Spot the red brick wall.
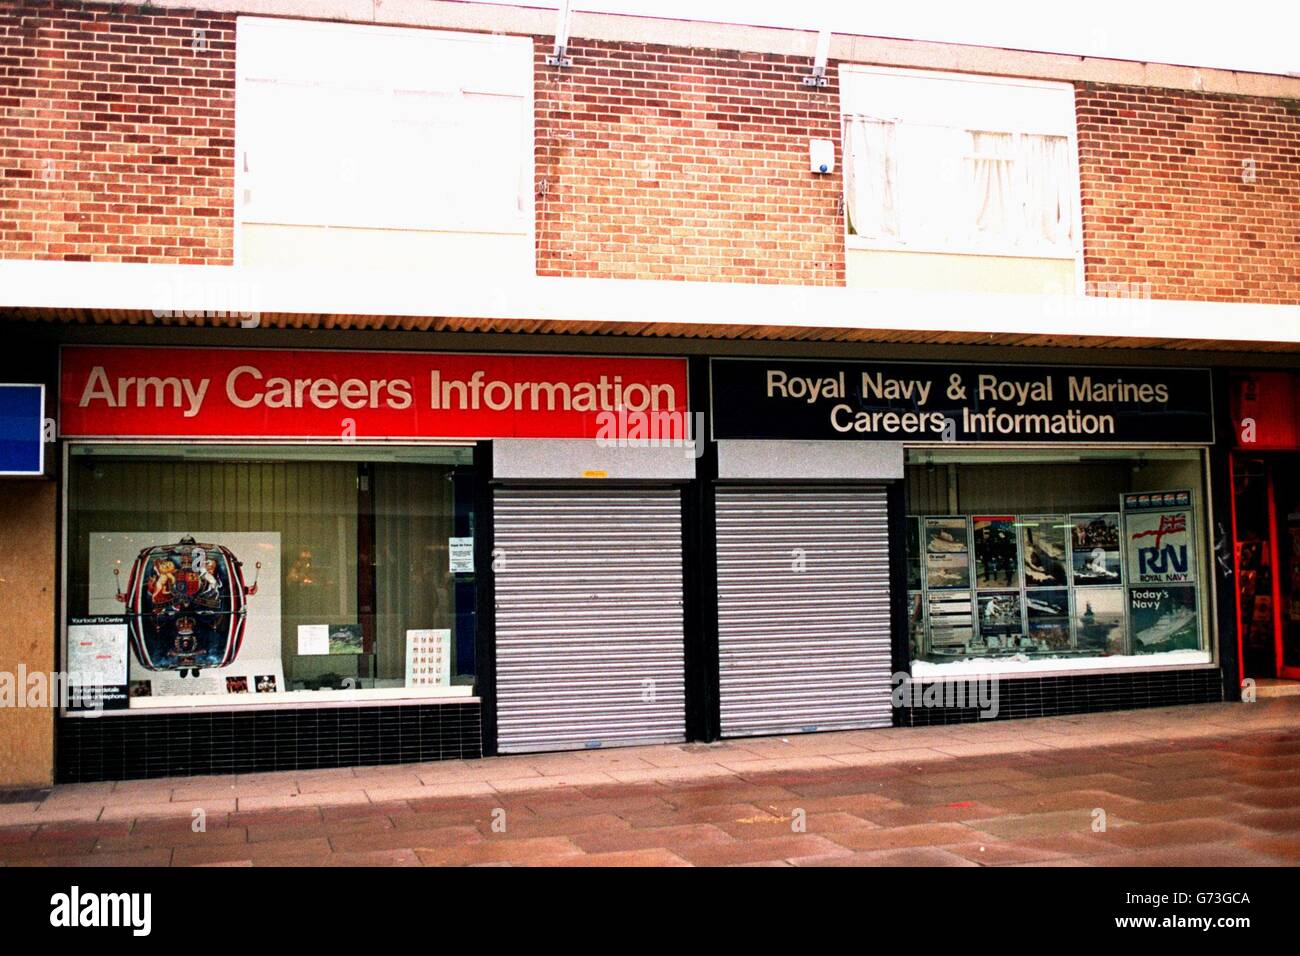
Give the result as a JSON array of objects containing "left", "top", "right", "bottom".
[
  {"left": 3, "top": 6, "right": 1297, "bottom": 302},
  {"left": 534, "top": 37, "right": 844, "bottom": 284},
  {"left": 0, "top": 1, "right": 234, "bottom": 264},
  {"left": 1077, "top": 83, "right": 1300, "bottom": 305}
]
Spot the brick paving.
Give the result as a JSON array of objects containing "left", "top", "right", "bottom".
[{"left": 0, "top": 699, "right": 1297, "bottom": 866}]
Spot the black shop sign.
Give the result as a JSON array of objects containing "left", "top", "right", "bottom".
[{"left": 710, "top": 359, "right": 1215, "bottom": 444}]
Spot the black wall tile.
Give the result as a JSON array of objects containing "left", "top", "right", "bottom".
[
  {"left": 56, "top": 703, "right": 483, "bottom": 783},
  {"left": 896, "top": 668, "right": 1223, "bottom": 726}
]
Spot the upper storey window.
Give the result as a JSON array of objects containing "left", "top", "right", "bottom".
[{"left": 841, "top": 66, "right": 1081, "bottom": 260}]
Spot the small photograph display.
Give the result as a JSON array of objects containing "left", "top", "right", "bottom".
[
  {"left": 926, "top": 590, "right": 974, "bottom": 654},
  {"left": 905, "top": 519, "right": 923, "bottom": 591},
  {"left": 1025, "top": 588, "right": 1071, "bottom": 651},
  {"left": 1074, "top": 587, "right": 1125, "bottom": 654},
  {"left": 1021, "top": 516, "right": 1069, "bottom": 588},
  {"left": 926, "top": 552, "right": 970, "bottom": 589},
  {"left": 1128, "top": 585, "right": 1199, "bottom": 653},
  {"left": 1071, "top": 513, "right": 1122, "bottom": 585},
  {"left": 405, "top": 628, "right": 452, "bottom": 688},
  {"left": 976, "top": 591, "right": 1022, "bottom": 649},
  {"left": 328, "top": 624, "right": 365, "bottom": 655},
  {"left": 973, "top": 516, "right": 1019, "bottom": 589},
  {"left": 925, "top": 517, "right": 969, "bottom": 556}
]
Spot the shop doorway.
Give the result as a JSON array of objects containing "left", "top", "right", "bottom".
[
  {"left": 714, "top": 485, "right": 893, "bottom": 736},
  {"left": 1231, "top": 454, "right": 1300, "bottom": 683},
  {"left": 491, "top": 486, "right": 688, "bottom": 752}
]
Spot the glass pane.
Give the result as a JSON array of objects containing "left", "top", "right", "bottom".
[
  {"left": 64, "top": 445, "right": 475, "bottom": 711},
  {"left": 906, "top": 448, "right": 1210, "bottom": 672}
]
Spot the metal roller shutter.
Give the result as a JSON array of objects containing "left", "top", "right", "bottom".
[
  {"left": 493, "top": 487, "right": 686, "bottom": 753},
  {"left": 716, "top": 486, "right": 893, "bottom": 737}
]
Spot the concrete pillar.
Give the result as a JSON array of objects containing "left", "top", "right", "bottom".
[{"left": 0, "top": 480, "right": 57, "bottom": 789}]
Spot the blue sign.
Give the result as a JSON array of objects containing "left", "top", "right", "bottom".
[{"left": 0, "top": 384, "right": 45, "bottom": 476}]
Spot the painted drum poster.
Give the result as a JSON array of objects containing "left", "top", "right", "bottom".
[{"left": 88, "top": 531, "right": 283, "bottom": 699}]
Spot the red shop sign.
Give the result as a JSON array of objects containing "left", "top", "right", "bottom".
[{"left": 60, "top": 346, "right": 690, "bottom": 441}]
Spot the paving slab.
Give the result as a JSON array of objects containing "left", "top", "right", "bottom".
[{"left": 1, "top": 698, "right": 1296, "bottom": 866}]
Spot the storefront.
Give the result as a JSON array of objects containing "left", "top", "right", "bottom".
[
  {"left": 709, "top": 356, "right": 1224, "bottom": 727},
  {"left": 54, "top": 344, "right": 692, "bottom": 777},
  {"left": 36, "top": 339, "right": 1245, "bottom": 780},
  {"left": 1229, "top": 370, "right": 1300, "bottom": 685}
]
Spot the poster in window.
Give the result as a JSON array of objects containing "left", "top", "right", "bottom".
[
  {"left": 1025, "top": 588, "right": 1071, "bottom": 652},
  {"left": 1073, "top": 587, "right": 1125, "bottom": 654},
  {"left": 1128, "top": 585, "right": 1199, "bottom": 653},
  {"left": 926, "top": 590, "right": 974, "bottom": 654},
  {"left": 925, "top": 517, "right": 969, "bottom": 556},
  {"left": 1070, "top": 513, "right": 1122, "bottom": 585},
  {"left": 66, "top": 616, "right": 130, "bottom": 711},
  {"left": 973, "top": 516, "right": 1018, "bottom": 589},
  {"left": 88, "top": 531, "right": 284, "bottom": 700},
  {"left": 1123, "top": 490, "right": 1196, "bottom": 584},
  {"left": 1021, "top": 516, "right": 1069, "bottom": 588},
  {"left": 976, "top": 591, "right": 1022, "bottom": 650},
  {"left": 405, "top": 628, "right": 452, "bottom": 688},
  {"left": 328, "top": 624, "right": 365, "bottom": 655},
  {"left": 926, "top": 552, "right": 970, "bottom": 589}
]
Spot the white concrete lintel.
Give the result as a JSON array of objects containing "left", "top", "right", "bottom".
[{"left": 0, "top": 260, "right": 1297, "bottom": 346}]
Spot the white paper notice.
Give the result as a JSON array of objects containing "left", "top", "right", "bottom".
[
  {"left": 67, "top": 619, "right": 128, "bottom": 686},
  {"left": 448, "top": 537, "right": 474, "bottom": 574},
  {"left": 297, "top": 624, "right": 330, "bottom": 656},
  {"left": 405, "top": 629, "right": 452, "bottom": 688}
]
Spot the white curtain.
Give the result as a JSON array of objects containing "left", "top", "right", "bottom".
[
  {"left": 968, "top": 130, "right": 1015, "bottom": 240},
  {"left": 1019, "top": 133, "right": 1074, "bottom": 246},
  {"left": 844, "top": 116, "right": 899, "bottom": 239}
]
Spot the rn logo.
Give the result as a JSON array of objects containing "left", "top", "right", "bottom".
[{"left": 1132, "top": 514, "right": 1190, "bottom": 582}]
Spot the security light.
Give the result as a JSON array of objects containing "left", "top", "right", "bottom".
[
  {"left": 803, "top": 28, "right": 830, "bottom": 87},
  {"left": 546, "top": 0, "right": 573, "bottom": 67}
]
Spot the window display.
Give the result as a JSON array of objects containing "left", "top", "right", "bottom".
[
  {"left": 63, "top": 444, "right": 477, "bottom": 714},
  {"left": 906, "top": 448, "right": 1212, "bottom": 673}
]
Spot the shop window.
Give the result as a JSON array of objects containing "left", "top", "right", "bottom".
[
  {"left": 62, "top": 445, "right": 477, "bottom": 714},
  {"left": 905, "top": 448, "right": 1213, "bottom": 676},
  {"left": 841, "top": 67, "right": 1080, "bottom": 260}
]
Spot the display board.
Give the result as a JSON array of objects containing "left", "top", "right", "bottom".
[
  {"left": 909, "top": 489, "right": 1200, "bottom": 661},
  {"left": 88, "top": 530, "right": 285, "bottom": 699},
  {"left": 711, "top": 358, "right": 1215, "bottom": 445}
]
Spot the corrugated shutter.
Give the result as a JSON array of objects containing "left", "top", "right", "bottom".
[
  {"left": 493, "top": 487, "right": 686, "bottom": 753},
  {"left": 716, "top": 486, "right": 893, "bottom": 737}
]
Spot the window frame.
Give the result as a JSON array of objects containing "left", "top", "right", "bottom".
[
  {"left": 840, "top": 65, "right": 1085, "bottom": 284},
  {"left": 57, "top": 440, "right": 480, "bottom": 718},
  {"left": 901, "top": 443, "right": 1221, "bottom": 680}
]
